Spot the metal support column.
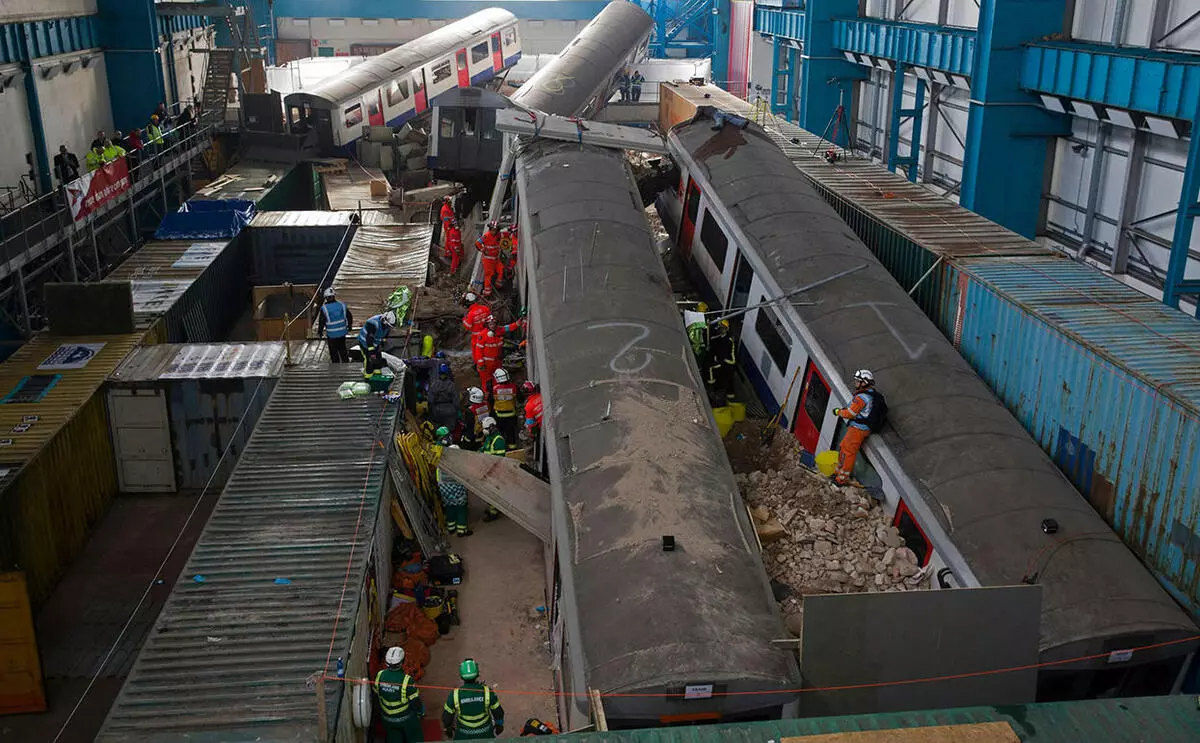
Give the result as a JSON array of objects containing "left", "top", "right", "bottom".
[
  {"left": 799, "top": 0, "right": 866, "bottom": 149},
  {"left": 787, "top": 46, "right": 799, "bottom": 122},
  {"left": 770, "top": 35, "right": 782, "bottom": 113},
  {"left": 960, "top": 0, "right": 1069, "bottom": 238},
  {"left": 886, "top": 63, "right": 926, "bottom": 182},
  {"left": 20, "top": 45, "right": 52, "bottom": 194},
  {"left": 14, "top": 268, "right": 31, "bottom": 335},
  {"left": 1164, "top": 115, "right": 1200, "bottom": 310}
]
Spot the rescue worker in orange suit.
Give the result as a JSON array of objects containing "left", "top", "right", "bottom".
[
  {"left": 490, "top": 368, "right": 519, "bottom": 448},
  {"left": 462, "top": 292, "right": 490, "bottom": 372},
  {"left": 439, "top": 195, "right": 456, "bottom": 246},
  {"left": 521, "top": 380, "right": 543, "bottom": 463},
  {"left": 704, "top": 319, "right": 737, "bottom": 403},
  {"left": 475, "top": 222, "right": 503, "bottom": 296},
  {"left": 475, "top": 316, "right": 524, "bottom": 391},
  {"left": 445, "top": 221, "right": 465, "bottom": 274},
  {"left": 832, "top": 369, "right": 879, "bottom": 486}
]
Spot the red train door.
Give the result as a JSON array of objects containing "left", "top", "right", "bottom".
[
  {"left": 679, "top": 178, "right": 701, "bottom": 258},
  {"left": 792, "top": 360, "right": 830, "bottom": 453},
  {"left": 491, "top": 32, "right": 503, "bottom": 72},
  {"left": 456, "top": 49, "right": 470, "bottom": 87},
  {"left": 368, "top": 90, "right": 384, "bottom": 126},
  {"left": 413, "top": 71, "right": 427, "bottom": 113}
]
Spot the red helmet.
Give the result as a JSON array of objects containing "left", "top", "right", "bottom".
[{"left": 521, "top": 381, "right": 537, "bottom": 394}]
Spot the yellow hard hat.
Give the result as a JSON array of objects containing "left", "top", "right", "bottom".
[{"left": 697, "top": 302, "right": 709, "bottom": 313}]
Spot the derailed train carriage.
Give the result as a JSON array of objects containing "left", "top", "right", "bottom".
[
  {"left": 661, "top": 110, "right": 1199, "bottom": 700},
  {"left": 285, "top": 8, "right": 520, "bottom": 154},
  {"left": 516, "top": 138, "right": 801, "bottom": 729}
]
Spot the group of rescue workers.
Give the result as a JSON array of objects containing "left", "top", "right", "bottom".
[
  {"left": 373, "top": 650, "right": 557, "bottom": 741},
  {"left": 440, "top": 195, "right": 518, "bottom": 296}
]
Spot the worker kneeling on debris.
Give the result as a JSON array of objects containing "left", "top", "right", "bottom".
[
  {"left": 832, "top": 369, "right": 887, "bottom": 486},
  {"left": 375, "top": 646, "right": 424, "bottom": 742}
]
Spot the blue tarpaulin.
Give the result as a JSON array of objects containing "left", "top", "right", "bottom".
[{"left": 154, "top": 199, "right": 257, "bottom": 240}]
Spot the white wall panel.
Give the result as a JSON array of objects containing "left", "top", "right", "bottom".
[
  {"left": 0, "top": 0, "right": 95, "bottom": 23},
  {"left": 0, "top": 72, "right": 37, "bottom": 193},
  {"left": 34, "top": 55, "right": 112, "bottom": 167}
]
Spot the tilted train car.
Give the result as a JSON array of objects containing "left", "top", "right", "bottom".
[
  {"left": 510, "top": 0, "right": 651, "bottom": 117},
  {"left": 516, "top": 137, "right": 801, "bottom": 729},
  {"left": 285, "top": 8, "right": 520, "bottom": 153},
  {"left": 662, "top": 110, "right": 1199, "bottom": 700}
]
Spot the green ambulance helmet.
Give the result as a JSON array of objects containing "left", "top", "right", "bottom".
[{"left": 460, "top": 658, "right": 479, "bottom": 681}]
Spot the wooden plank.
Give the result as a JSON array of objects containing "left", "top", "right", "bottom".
[
  {"left": 782, "top": 721, "right": 1019, "bottom": 743},
  {"left": 436, "top": 447, "right": 550, "bottom": 542}
]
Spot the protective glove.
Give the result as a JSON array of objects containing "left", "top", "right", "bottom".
[{"left": 832, "top": 408, "right": 842, "bottom": 416}]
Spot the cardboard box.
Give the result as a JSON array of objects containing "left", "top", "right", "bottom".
[{"left": 370, "top": 178, "right": 389, "bottom": 197}]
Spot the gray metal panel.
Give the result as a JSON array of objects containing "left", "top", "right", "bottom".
[
  {"left": 97, "top": 364, "right": 399, "bottom": 742},
  {"left": 288, "top": 8, "right": 517, "bottom": 110},
  {"left": 249, "top": 214, "right": 355, "bottom": 285},
  {"left": 517, "top": 139, "right": 798, "bottom": 724},
  {"left": 511, "top": 1, "right": 652, "bottom": 116},
  {"left": 799, "top": 586, "right": 1041, "bottom": 716},
  {"left": 670, "top": 120, "right": 1198, "bottom": 662}
]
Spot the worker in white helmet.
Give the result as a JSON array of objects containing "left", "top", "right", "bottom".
[
  {"left": 831, "top": 369, "right": 887, "bottom": 486},
  {"left": 318, "top": 287, "right": 352, "bottom": 363},
  {"left": 374, "top": 646, "right": 424, "bottom": 742},
  {"left": 358, "top": 309, "right": 398, "bottom": 378}
]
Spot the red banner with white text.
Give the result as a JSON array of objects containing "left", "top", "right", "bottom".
[{"left": 65, "top": 159, "right": 131, "bottom": 222}]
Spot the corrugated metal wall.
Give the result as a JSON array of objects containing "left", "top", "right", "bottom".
[
  {"left": 168, "top": 377, "right": 278, "bottom": 489},
  {"left": 248, "top": 212, "right": 355, "bottom": 285}
]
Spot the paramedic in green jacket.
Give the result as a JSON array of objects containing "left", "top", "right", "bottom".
[
  {"left": 442, "top": 659, "right": 504, "bottom": 739},
  {"left": 375, "top": 646, "right": 424, "bottom": 742}
]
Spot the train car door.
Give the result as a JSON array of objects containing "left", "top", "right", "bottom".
[
  {"left": 456, "top": 49, "right": 470, "bottom": 87},
  {"left": 792, "top": 360, "right": 830, "bottom": 453},
  {"left": 491, "top": 32, "right": 503, "bottom": 72},
  {"left": 679, "top": 178, "right": 701, "bottom": 258},
  {"left": 412, "top": 70, "right": 428, "bottom": 113},
  {"left": 368, "top": 90, "right": 385, "bottom": 126}
]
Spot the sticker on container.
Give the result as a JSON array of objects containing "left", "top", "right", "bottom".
[
  {"left": 683, "top": 684, "right": 713, "bottom": 700},
  {"left": 21, "top": 415, "right": 39, "bottom": 423},
  {"left": 0, "top": 439, "right": 12, "bottom": 447},
  {"left": 38, "top": 343, "right": 106, "bottom": 370},
  {"left": 172, "top": 242, "right": 225, "bottom": 268},
  {"left": 10, "top": 423, "right": 30, "bottom": 434},
  {"left": 1107, "top": 649, "right": 1134, "bottom": 664}
]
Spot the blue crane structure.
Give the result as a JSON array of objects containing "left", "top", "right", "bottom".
[{"left": 755, "top": 0, "right": 1200, "bottom": 316}]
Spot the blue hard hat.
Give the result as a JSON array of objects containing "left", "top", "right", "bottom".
[
  {"left": 439, "top": 363, "right": 451, "bottom": 375},
  {"left": 435, "top": 350, "right": 447, "bottom": 359}
]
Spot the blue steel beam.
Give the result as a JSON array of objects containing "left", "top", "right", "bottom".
[
  {"left": 0, "top": 15, "right": 101, "bottom": 64},
  {"left": 887, "top": 63, "right": 926, "bottom": 182},
  {"left": 753, "top": 6, "right": 805, "bottom": 42},
  {"left": 960, "top": 0, "right": 1069, "bottom": 240},
  {"left": 832, "top": 18, "right": 976, "bottom": 79},
  {"left": 99, "top": 0, "right": 168, "bottom": 134},
  {"left": 1020, "top": 42, "right": 1200, "bottom": 122},
  {"left": 798, "top": 0, "right": 865, "bottom": 149}
]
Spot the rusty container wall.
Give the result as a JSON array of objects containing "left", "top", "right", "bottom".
[
  {"left": 0, "top": 335, "right": 143, "bottom": 604},
  {"left": 945, "top": 255, "right": 1200, "bottom": 617}
]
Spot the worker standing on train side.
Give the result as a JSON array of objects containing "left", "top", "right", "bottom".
[
  {"left": 475, "top": 222, "right": 503, "bottom": 296},
  {"left": 832, "top": 369, "right": 886, "bottom": 486},
  {"left": 705, "top": 319, "right": 737, "bottom": 403}
]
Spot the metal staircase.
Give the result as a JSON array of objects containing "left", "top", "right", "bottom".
[{"left": 199, "top": 48, "right": 234, "bottom": 124}]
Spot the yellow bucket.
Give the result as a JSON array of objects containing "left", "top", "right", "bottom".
[
  {"left": 728, "top": 401, "right": 746, "bottom": 422},
  {"left": 713, "top": 406, "right": 734, "bottom": 438},
  {"left": 815, "top": 450, "right": 839, "bottom": 477},
  {"left": 421, "top": 334, "right": 434, "bottom": 357}
]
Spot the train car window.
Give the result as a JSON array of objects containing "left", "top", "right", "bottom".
[
  {"left": 471, "top": 42, "right": 489, "bottom": 64},
  {"left": 343, "top": 103, "right": 363, "bottom": 128},
  {"left": 456, "top": 50, "right": 468, "bottom": 71},
  {"left": 754, "top": 306, "right": 790, "bottom": 373},
  {"left": 802, "top": 369, "right": 831, "bottom": 430},
  {"left": 893, "top": 501, "right": 933, "bottom": 566},
  {"left": 699, "top": 212, "right": 729, "bottom": 270},
  {"left": 685, "top": 184, "right": 700, "bottom": 220},
  {"left": 432, "top": 62, "right": 453, "bottom": 84},
  {"left": 367, "top": 99, "right": 380, "bottom": 117},
  {"left": 463, "top": 108, "right": 477, "bottom": 135},
  {"left": 412, "top": 72, "right": 425, "bottom": 95},
  {"left": 440, "top": 117, "right": 455, "bottom": 138},
  {"left": 387, "top": 79, "right": 410, "bottom": 106},
  {"left": 504, "top": 28, "right": 517, "bottom": 46}
]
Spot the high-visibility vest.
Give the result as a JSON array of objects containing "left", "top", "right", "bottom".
[
  {"left": 440, "top": 202, "right": 455, "bottom": 226},
  {"left": 358, "top": 314, "right": 388, "bottom": 348},
  {"left": 476, "top": 231, "right": 500, "bottom": 259},
  {"left": 322, "top": 301, "right": 348, "bottom": 338},
  {"left": 483, "top": 433, "right": 506, "bottom": 455},
  {"left": 147, "top": 124, "right": 164, "bottom": 144},
  {"left": 524, "top": 393, "right": 543, "bottom": 426},
  {"left": 463, "top": 304, "right": 490, "bottom": 334},
  {"left": 449, "top": 685, "right": 498, "bottom": 732},
  {"left": 85, "top": 150, "right": 103, "bottom": 172},
  {"left": 479, "top": 332, "right": 503, "bottom": 363},
  {"left": 102, "top": 145, "right": 124, "bottom": 163},
  {"left": 374, "top": 670, "right": 419, "bottom": 722},
  {"left": 492, "top": 382, "right": 517, "bottom": 417}
]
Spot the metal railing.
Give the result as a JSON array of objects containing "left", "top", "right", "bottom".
[{"left": 0, "top": 123, "right": 216, "bottom": 281}]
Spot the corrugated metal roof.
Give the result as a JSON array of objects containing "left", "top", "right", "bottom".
[
  {"left": 0, "top": 334, "right": 143, "bottom": 473},
  {"left": 959, "top": 256, "right": 1200, "bottom": 400},
  {"left": 191, "top": 161, "right": 293, "bottom": 204},
  {"left": 110, "top": 343, "right": 289, "bottom": 382},
  {"left": 106, "top": 240, "right": 233, "bottom": 283},
  {"left": 333, "top": 222, "right": 433, "bottom": 319},
  {"left": 98, "top": 363, "right": 399, "bottom": 742},
  {"left": 320, "top": 167, "right": 394, "bottom": 212},
  {"left": 249, "top": 210, "right": 354, "bottom": 228},
  {"left": 539, "top": 694, "right": 1200, "bottom": 742}
]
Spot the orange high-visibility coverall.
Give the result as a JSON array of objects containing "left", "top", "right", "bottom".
[
  {"left": 835, "top": 391, "right": 873, "bottom": 485},
  {"left": 475, "top": 229, "right": 503, "bottom": 294},
  {"left": 445, "top": 224, "right": 464, "bottom": 273}
]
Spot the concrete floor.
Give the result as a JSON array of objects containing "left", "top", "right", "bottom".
[
  {"left": 419, "top": 500, "right": 557, "bottom": 738},
  {"left": 0, "top": 490, "right": 218, "bottom": 743}
]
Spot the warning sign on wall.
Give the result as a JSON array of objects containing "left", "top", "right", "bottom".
[{"left": 37, "top": 343, "right": 106, "bottom": 370}]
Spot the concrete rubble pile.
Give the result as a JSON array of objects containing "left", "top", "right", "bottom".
[{"left": 733, "top": 439, "right": 932, "bottom": 637}]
